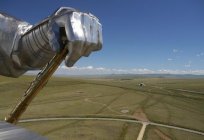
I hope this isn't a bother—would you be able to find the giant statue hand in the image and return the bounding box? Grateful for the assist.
[0,7,102,77]
[47,7,102,67]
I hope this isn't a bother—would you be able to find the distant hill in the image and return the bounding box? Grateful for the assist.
[75,74,204,79]
[26,72,204,79]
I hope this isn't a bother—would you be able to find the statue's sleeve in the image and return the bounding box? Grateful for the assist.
[0,13,32,77]
[0,12,55,77]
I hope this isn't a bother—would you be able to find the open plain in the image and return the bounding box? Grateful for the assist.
[0,75,204,140]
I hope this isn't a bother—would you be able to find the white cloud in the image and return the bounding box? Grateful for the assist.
[184,61,192,68]
[173,49,178,53]
[131,68,154,74]
[167,58,173,61]
[51,65,204,75]
[96,67,105,71]
[196,52,204,57]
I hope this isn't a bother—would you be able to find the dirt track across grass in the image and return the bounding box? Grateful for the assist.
[19,116,204,136]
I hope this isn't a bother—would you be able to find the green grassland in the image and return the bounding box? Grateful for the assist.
[145,125,204,140]
[21,120,141,140]
[0,75,204,139]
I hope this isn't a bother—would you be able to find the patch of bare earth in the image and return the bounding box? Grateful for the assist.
[154,129,172,140]
[132,108,149,122]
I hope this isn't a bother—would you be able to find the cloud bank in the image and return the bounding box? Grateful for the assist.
[53,65,204,75]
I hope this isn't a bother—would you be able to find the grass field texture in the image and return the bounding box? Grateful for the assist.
[0,75,204,139]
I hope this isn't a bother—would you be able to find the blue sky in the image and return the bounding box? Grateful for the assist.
[1,0,204,75]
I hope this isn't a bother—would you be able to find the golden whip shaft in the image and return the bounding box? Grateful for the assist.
[5,46,68,124]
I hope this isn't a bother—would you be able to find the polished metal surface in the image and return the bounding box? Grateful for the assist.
[0,12,32,77]
[0,7,103,77]
[0,121,47,140]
